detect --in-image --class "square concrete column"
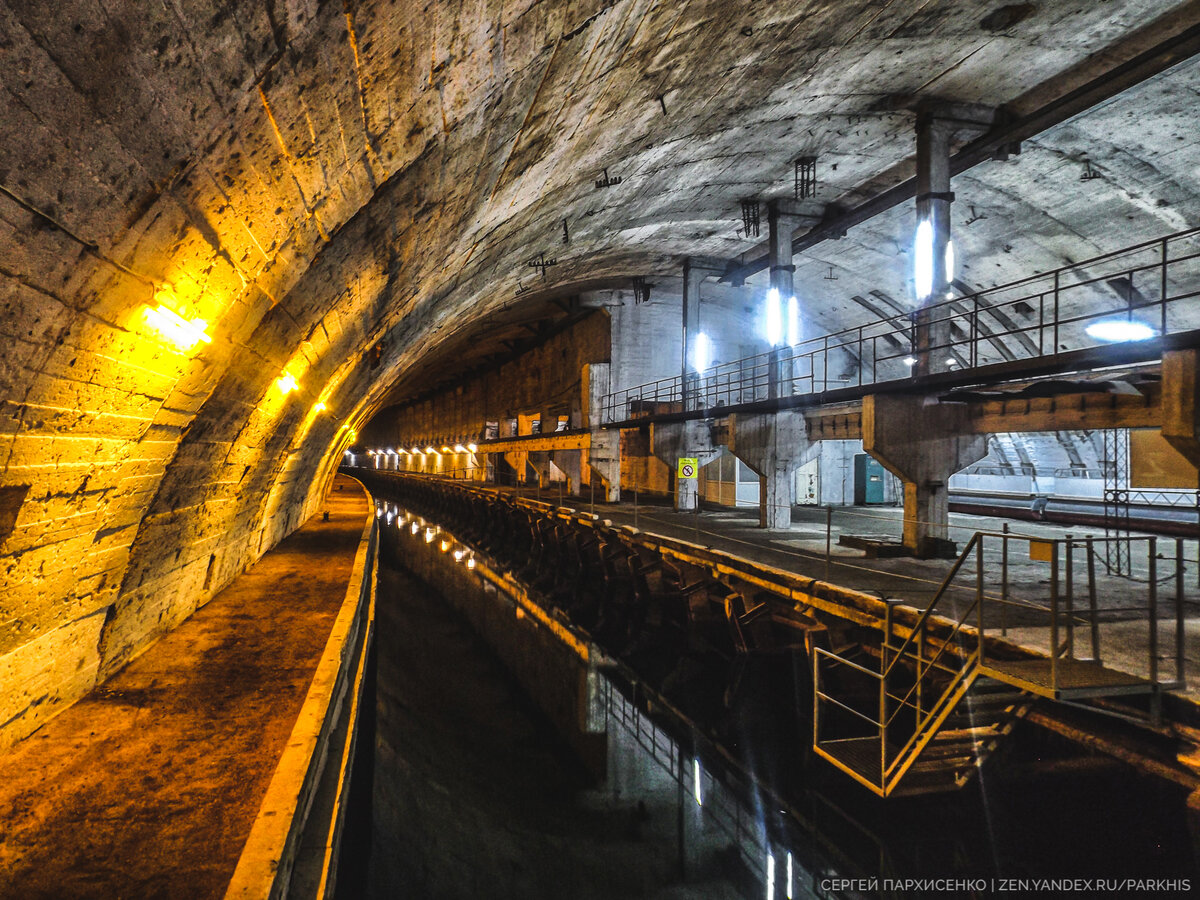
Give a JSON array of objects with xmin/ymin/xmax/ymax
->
[
  {"xmin": 863, "ymin": 394, "xmax": 987, "ymax": 558},
  {"xmin": 724, "ymin": 411, "xmax": 816, "ymax": 529},
  {"xmin": 527, "ymin": 450, "xmax": 552, "ymax": 488},
  {"xmin": 650, "ymin": 420, "xmax": 721, "ymax": 511},
  {"xmin": 551, "ymin": 448, "xmax": 583, "ymax": 497},
  {"xmin": 1162, "ymin": 348, "xmax": 1200, "ymax": 466},
  {"xmin": 586, "ymin": 430, "xmax": 621, "ymax": 502},
  {"xmin": 582, "ymin": 362, "xmax": 621, "ymax": 501},
  {"xmin": 503, "ymin": 451, "xmax": 528, "ymax": 485}
]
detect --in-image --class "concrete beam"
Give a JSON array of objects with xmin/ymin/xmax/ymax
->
[
  {"xmin": 478, "ymin": 432, "xmax": 591, "ymax": 454},
  {"xmin": 863, "ymin": 394, "xmax": 987, "ymax": 558}
]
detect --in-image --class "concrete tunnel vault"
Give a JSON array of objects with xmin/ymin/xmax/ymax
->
[{"xmin": 3, "ymin": 0, "xmax": 1200, "ymax": 754}]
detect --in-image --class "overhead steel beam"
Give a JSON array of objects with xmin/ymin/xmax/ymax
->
[{"xmin": 722, "ymin": 19, "xmax": 1200, "ymax": 285}]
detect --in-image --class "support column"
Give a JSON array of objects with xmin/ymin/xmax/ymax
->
[
  {"xmin": 913, "ymin": 111, "xmax": 955, "ymax": 378},
  {"xmin": 551, "ymin": 449, "xmax": 583, "ymax": 497},
  {"xmin": 651, "ymin": 421, "xmax": 721, "ymax": 511},
  {"xmin": 583, "ymin": 362, "xmax": 620, "ymax": 501},
  {"xmin": 682, "ymin": 259, "xmax": 702, "ymax": 411},
  {"xmin": 587, "ymin": 431, "xmax": 622, "ymax": 502},
  {"xmin": 724, "ymin": 411, "xmax": 817, "ymax": 529},
  {"xmin": 766, "ymin": 202, "xmax": 798, "ymax": 396},
  {"xmin": 863, "ymin": 394, "xmax": 987, "ymax": 558},
  {"xmin": 1162, "ymin": 348, "xmax": 1200, "ymax": 466},
  {"xmin": 504, "ymin": 451, "xmax": 529, "ymax": 485},
  {"xmin": 680, "ymin": 258, "xmax": 725, "ymax": 411},
  {"xmin": 527, "ymin": 450, "xmax": 552, "ymax": 488}
]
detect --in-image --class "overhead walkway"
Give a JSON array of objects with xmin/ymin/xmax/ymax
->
[
  {"xmin": 599, "ymin": 226, "xmax": 1200, "ymax": 426},
  {"xmin": 0, "ymin": 475, "xmax": 374, "ymax": 899}
]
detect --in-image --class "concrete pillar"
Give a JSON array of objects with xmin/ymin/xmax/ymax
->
[
  {"xmin": 552, "ymin": 449, "xmax": 583, "ymax": 497},
  {"xmin": 863, "ymin": 394, "xmax": 987, "ymax": 558},
  {"xmin": 503, "ymin": 451, "xmax": 528, "ymax": 485},
  {"xmin": 1162, "ymin": 348, "xmax": 1200, "ymax": 466},
  {"xmin": 681, "ymin": 260, "xmax": 704, "ymax": 411},
  {"xmin": 651, "ymin": 421, "xmax": 721, "ymax": 511},
  {"xmin": 725, "ymin": 411, "xmax": 816, "ymax": 530},
  {"xmin": 583, "ymin": 362, "xmax": 621, "ymax": 501},
  {"xmin": 680, "ymin": 258, "xmax": 725, "ymax": 411},
  {"xmin": 767, "ymin": 202, "xmax": 796, "ymax": 397},
  {"xmin": 527, "ymin": 450, "xmax": 552, "ymax": 488},
  {"xmin": 587, "ymin": 431, "xmax": 622, "ymax": 502},
  {"xmin": 913, "ymin": 112, "xmax": 955, "ymax": 377}
]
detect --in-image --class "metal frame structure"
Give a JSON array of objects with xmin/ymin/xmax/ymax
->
[{"xmin": 602, "ymin": 227, "xmax": 1200, "ymax": 424}]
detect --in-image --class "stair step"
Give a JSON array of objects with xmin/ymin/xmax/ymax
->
[
  {"xmin": 920, "ymin": 742, "xmax": 984, "ymax": 760},
  {"xmin": 908, "ymin": 755, "xmax": 974, "ymax": 774},
  {"xmin": 934, "ymin": 725, "xmax": 1002, "ymax": 741}
]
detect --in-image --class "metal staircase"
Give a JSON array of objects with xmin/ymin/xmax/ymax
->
[{"xmin": 813, "ymin": 530, "xmax": 1180, "ymax": 797}]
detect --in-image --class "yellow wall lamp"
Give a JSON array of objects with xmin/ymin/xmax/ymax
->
[{"xmin": 143, "ymin": 291, "xmax": 212, "ymax": 351}]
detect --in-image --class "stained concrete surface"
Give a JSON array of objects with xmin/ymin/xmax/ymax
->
[
  {"xmin": 497, "ymin": 486, "xmax": 1200, "ymax": 700},
  {"xmin": 0, "ymin": 474, "xmax": 369, "ymax": 899},
  {"xmin": 365, "ymin": 555, "xmax": 744, "ymax": 899}
]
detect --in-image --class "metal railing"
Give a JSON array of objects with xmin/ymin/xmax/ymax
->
[
  {"xmin": 813, "ymin": 530, "xmax": 1189, "ymax": 795},
  {"xmin": 602, "ymin": 226, "xmax": 1200, "ymax": 423}
]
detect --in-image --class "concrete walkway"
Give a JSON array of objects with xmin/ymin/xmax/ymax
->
[
  {"xmin": 0, "ymin": 475, "xmax": 370, "ymax": 899},
  {"xmin": 490, "ymin": 483, "xmax": 1200, "ymax": 703}
]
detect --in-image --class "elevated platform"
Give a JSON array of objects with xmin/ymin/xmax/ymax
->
[
  {"xmin": 980, "ymin": 658, "xmax": 1151, "ymax": 700},
  {"xmin": 0, "ymin": 475, "xmax": 371, "ymax": 898}
]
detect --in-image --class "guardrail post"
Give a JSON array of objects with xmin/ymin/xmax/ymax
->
[
  {"xmin": 1001, "ymin": 523, "xmax": 1010, "ymax": 637},
  {"xmin": 1065, "ymin": 534, "xmax": 1075, "ymax": 659},
  {"xmin": 1087, "ymin": 536, "xmax": 1101, "ymax": 664},
  {"xmin": 1050, "ymin": 542, "xmax": 1060, "ymax": 693},
  {"xmin": 976, "ymin": 535, "xmax": 985, "ymax": 663},
  {"xmin": 1149, "ymin": 537, "xmax": 1159, "ymax": 686}
]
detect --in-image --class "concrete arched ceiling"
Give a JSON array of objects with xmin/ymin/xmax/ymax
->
[{"xmin": 2, "ymin": 0, "xmax": 1199, "ymax": 744}]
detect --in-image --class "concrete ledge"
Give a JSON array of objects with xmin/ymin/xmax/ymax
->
[{"xmin": 224, "ymin": 483, "xmax": 378, "ymax": 900}]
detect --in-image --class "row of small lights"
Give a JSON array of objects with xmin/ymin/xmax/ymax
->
[
  {"xmin": 355, "ymin": 443, "xmax": 479, "ymax": 456},
  {"xmin": 377, "ymin": 501, "xmax": 476, "ymax": 570}
]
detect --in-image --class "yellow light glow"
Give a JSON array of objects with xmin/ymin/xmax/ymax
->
[
  {"xmin": 143, "ymin": 303, "xmax": 212, "ymax": 351},
  {"xmin": 411, "ymin": 447, "xmax": 420, "ymax": 454},
  {"xmin": 313, "ymin": 401, "xmax": 327, "ymax": 413},
  {"xmin": 277, "ymin": 372, "xmax": 299, "ymax": 394},
  {"xmin": 454, "ymin": 444, "xmax": 467, "ymax": 453},
  {"xmin": 467, "ymin": 443, "xmax": 478, "ymax": 453},
  {"xmin": 426, "ymin": 446, "xmax": 437, "ymax": 454},
  {"xmin": 441, "ymin": 445, "xmax": 451, "ymax": 453}
]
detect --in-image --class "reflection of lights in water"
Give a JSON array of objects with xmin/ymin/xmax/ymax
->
[{"xmin": 693, "ymin": 758, "xmax": 702, "ymax": 806}]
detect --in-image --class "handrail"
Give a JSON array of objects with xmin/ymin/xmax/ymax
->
[
  {"xmin": 882, "ymin": 651, "xmax": 982, "ymax": 784},
  {"xmin": 881, "ymin": 534, "xmax": 980, "ymax": 680},
  {"xmin": 602, "ymin": 226, "xmax": 1200, "ymax": 422}
]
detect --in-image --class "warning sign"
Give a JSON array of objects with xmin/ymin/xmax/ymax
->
[{"xmin": 678, "ymin": 457, "xmax": 698, "ymax": 479}]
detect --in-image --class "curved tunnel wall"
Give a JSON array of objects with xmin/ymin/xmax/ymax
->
[{"xmin": 2, "ymin": 0, "xmax": 1200, "ymax": 749}]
